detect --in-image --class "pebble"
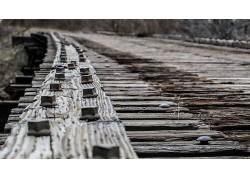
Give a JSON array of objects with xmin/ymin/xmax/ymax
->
[
  {"xmin": 159, "ymin": 103, "xmax": 170, "ymax": 108},
  {"xmin": 114, "ymin": 73, "xmax": 120, "ymax": 76},
  {"xmin": 105, "ymin": 64, "xmax": 110, "ymax": 67},
  {"xmin": 196, "ymin": 136, "xmax": 212, "ymax": 142},
  {"xmin": 104, "ymin": 59, "xmax": 109, "ymax": 61},
  {"xmin": 125, "ymin": 85, "xmax": 133, "ymax": 88}
]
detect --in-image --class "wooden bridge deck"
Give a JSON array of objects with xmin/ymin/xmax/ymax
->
[
  {"xmin": 70, "ymin": 33, "xmax": 250, "ymax": 158},
  {"xmin": 1, "ymin": 31, "xmax": 250, "ymax": 158}
]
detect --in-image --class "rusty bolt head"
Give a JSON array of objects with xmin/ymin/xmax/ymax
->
[
  {"xmin": 27, "ymin": 119, "xmax": 50, "ymax": 136},
  {"xmin": 79, "ymin": 57, "xmax": 86, "ymax": 62},
  {"xmin": 79, "ymin": 53, "xmax": 85, "ymax": 58},
  {"xmin": 93, "ymin": 145, "xmax": 120, "ymax": 159},
  {"xmin": 40, "ymin": 95, "xmax": 57, "ymax": 107},
  {"xmin": 80, "ymin": 67, "xmax": 90, "ymax": 75},
  {"xmin": 81, "ymin": 75, "xmax": 93, "ymax": 83},
  {"xmin": 56, "ymin": 67, "xmax": 65, "ymax": 74},
  {"xmin": 68, "ymin": 63, "xmax": 75, "ymax": 70},
  {"xmin": 80, "ymin": 106, "xmax": 100, "ymax": 121},
  {"xmin": 55, "ymin": 73, "xmax": 65, "ymax": 80},
  {"xmin": 81, "ymin": 106, "xmax": 98, "ymax": 116},
  {"xmin": 82, "ymin": 87, "xmax": 97, "ymax": 98},
  {"xmin": 50, "ymin": 83, "xmax": 61, "ymax": 91}
]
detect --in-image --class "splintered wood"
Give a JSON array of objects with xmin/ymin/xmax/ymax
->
[{"xmin": 0, "ymin": 32, "xmax": 137, "ymax": 159}]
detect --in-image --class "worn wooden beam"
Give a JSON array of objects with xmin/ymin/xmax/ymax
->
[{"xmin": 0, "ymin": 32, "xmax": 137, "ymax": 159}]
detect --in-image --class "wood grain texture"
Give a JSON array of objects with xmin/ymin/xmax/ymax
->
[
  {"xmin": 70, "ymin": 33, "xmax": 250, "ymax": 158},
  {"xmin": 0, "ymin": 32, "xmax": 137, "ymax": 159}
]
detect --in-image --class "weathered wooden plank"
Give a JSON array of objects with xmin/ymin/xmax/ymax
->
[
  {"xmin": 133, "ymin": 145, "xmax": 247, "ymax": 156},
  {"xmin": 24, "ymin": 92, "xmax": 37, "ymax": 96},
  {"xmin": 130, "ymin": 140, "xmax": 240, "ymax": 146},
  {"xmin": 126, "ymin": 130, "xmax": 225, "ymax": 141},
  {"xmin": 11, "ymin": 108, "xmax": 24, "ymax": 114},
  {"xmin": 25, "ymin": 88, "xmax": 39, "ymax": 92},
  {"xmin": 115, "ymin": 106, "xmax": 189, "ymax": 113},
  {"xmin": 117, "ymin": 113, "xmax": 196, "ymax": 120},
  {"xmin": 106, "ymin": 91, "xmax": 161, "ymax": 96},
  {"xmin": 110, "ymin": 96, "xmax": 176, "ymax": 101},
  {"xmin": 123, "ymin": 120, "xmax": 199, "ymax": 130},
  {"xmin": 19, "ymin": 96, "xmax": 35, "ymax": 103},
  {"xmin": 71, "ymin": 33, "xmax": 250, "ymax": 158},
  {"xmin": 112, "ymin": 101, "xmax": 176, "ymax": 107},
  {"xmin": 17, "ymin": 103, "xmax": 30, "ymax": 108}
]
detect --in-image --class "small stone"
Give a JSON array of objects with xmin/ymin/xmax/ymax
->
[
  {"xmin": 105, "ymin": 64, "xmax": 110, "ymax": 67},
  {"xmin": 125, "ymin": 85, "xmax": 133, "ymax": 88},
  {"xmin": 114, "ymin": 73, "xmax": 120, "ymax": 76},
  {"xmin": 104, "ymin": 59, "xmax": 108, "ymax": 61},
  {"xmin": 159, "ymin": 104, "xmax": 170, "ymax": 108},
  {"xmin": 196, "ymin": 136, "xmax": 212, "ymax": 142}
]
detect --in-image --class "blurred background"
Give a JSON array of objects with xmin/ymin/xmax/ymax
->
[
  {"xmin": 2, "ymin": 19, "xmax": 250, "ymax": 39},
  {"xmin": 1, "ymin": 19, "xmax": 250, "ymax": 100}
]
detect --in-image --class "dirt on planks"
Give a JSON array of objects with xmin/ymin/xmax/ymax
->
[{"xmin": 71, "ymin": 34, "xmax": 250, "ymax": 148}]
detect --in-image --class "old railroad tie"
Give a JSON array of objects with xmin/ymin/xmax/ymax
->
[{"xmin": 0, "ymin": 32, "xmax": 138, "ymax": 159}]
